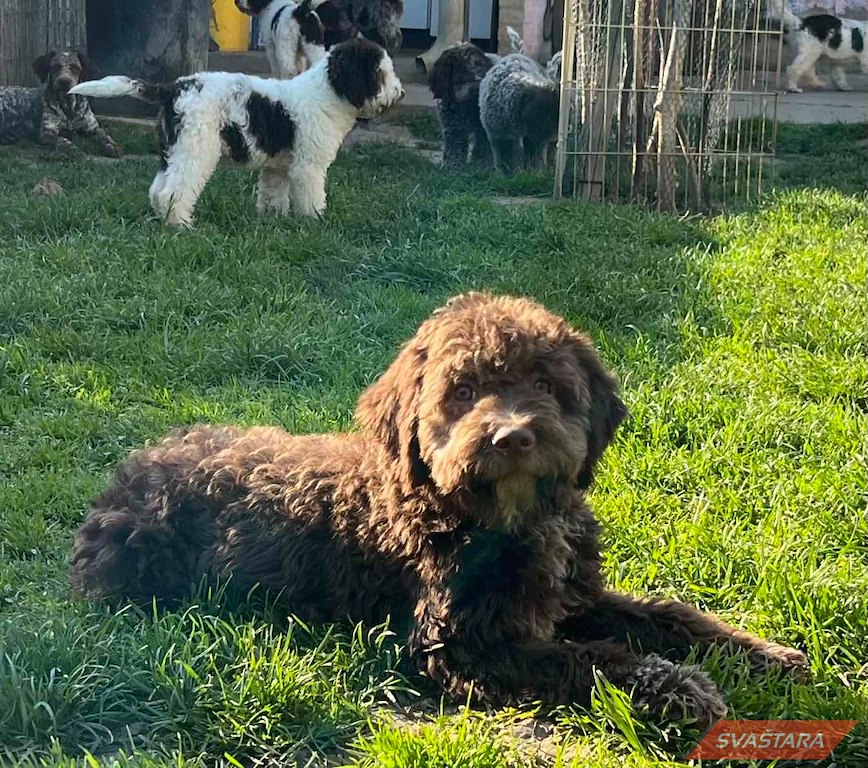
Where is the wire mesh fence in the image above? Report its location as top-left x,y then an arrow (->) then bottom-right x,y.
0,0 -> 87,86
555,0 -> 784,211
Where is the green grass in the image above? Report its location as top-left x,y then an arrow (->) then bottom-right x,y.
0,122 -> 865,767
384,112 -> 443,144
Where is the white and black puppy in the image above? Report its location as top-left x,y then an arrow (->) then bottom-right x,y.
69,39 -> 404,227
235,0 -> 357,79
783,9 -> 868,92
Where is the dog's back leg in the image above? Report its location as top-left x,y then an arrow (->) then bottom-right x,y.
786,49 -> 820,92
257,163 -> 292,214
804,62 -> 826,87
274,25 -> 303,78
149,171 -> 171,218
470,122 -> 492,164
156,129 -> 223,227
266,45 -> 282,77
830,64 -> 852,90
490,136 -> 520,174
300,40 -> 327,69
522,137 -> 547,169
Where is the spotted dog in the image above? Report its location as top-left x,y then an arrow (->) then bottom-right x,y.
235,0 -> 357,79
782,9 -> 868,92
0,49 -> 121,156
70,39 -> 403,227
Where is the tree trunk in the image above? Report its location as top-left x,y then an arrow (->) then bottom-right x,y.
417,0 -> 468,73
86,0 -> 210,116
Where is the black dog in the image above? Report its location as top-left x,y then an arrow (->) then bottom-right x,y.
428,43 -> 495,166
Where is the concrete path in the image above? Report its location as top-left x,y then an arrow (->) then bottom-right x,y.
732,70 -> 868,124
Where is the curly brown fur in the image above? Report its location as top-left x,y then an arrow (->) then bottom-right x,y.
428,44 -> 495,166
70,293 -> 808,725
0,49 -> 121,157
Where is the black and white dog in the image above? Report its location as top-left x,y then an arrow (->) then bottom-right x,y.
782,8 -> 868,92
235,0 -> 357,78
69,39 -> 404,227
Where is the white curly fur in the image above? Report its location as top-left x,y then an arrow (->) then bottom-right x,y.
262,0 -> 327,78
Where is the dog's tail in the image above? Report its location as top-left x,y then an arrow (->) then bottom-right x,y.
546,50 -> 563,81
766,1 -> 801,32
69,75 -> 172,104
506,25 -> 525,54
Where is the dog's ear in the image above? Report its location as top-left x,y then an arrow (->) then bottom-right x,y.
428,52 -> 456,100
32,50 -> 58,83
76,49 -> 100,81
356,340 -> 429,491
327,39 -> 383,108
569,335 -> 627,489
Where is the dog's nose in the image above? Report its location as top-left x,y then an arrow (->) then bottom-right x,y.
57,78 -> 74,92
492,426 -> 536,453
398,88 -> 406,101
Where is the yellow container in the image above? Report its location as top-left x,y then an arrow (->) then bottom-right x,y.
211,0 -> 252,52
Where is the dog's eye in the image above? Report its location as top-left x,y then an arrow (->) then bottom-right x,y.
454,383 -> 477,403
533,377 -> 553,394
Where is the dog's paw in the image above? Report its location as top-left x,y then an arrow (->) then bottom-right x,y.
749,642 -> 810,681
627,654 -> 727,728
786,85 -> 803,93
54,137 -> 82,155
102,142 -> 123,158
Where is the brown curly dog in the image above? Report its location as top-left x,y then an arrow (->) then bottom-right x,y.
70,293 -> 807,725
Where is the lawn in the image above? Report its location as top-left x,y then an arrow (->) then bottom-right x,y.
0,119 -> 865,767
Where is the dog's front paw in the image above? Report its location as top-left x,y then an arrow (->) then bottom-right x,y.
786,85 -> 803,93
749,642 -> 810,680
54,137 -> 81,155
102,142 -> 123,158
627,654 -> 727,728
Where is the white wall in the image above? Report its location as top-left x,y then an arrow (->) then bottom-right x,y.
402,0 -> 494,39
